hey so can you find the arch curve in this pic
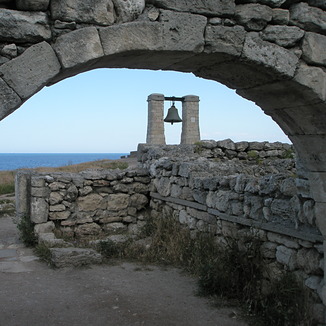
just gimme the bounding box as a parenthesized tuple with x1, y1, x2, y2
(1, 0, 326, 302)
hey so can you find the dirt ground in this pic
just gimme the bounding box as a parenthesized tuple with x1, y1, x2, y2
(0, 214, 249, 326)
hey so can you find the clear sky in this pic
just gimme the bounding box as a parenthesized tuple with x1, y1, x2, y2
(0, 68, 290, 153)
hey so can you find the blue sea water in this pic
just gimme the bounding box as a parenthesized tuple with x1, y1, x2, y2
(0, 153, 128, 171)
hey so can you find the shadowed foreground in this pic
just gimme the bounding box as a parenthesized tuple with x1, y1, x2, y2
(0, 216, 247, 326)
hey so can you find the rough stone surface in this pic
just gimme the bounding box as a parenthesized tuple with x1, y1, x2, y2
(16, 0, 50, 11)
(290, 2, 326, 35)
(160, 10, 207, 52)
(235, 4, 273, 31)
(302, 32, 326, 67)
(54, 27, 104, 69)
(50, 247, 102, 268)
(149, 0, 235, 16)
(205, 25, 246, 56)
(31, 197, 48, 224)
(51, 0, 116, 26)
(99, 21, 163, 55)
(0, 9, 51, 43)
(260, 25, 304, 48)
(241, 32, 299, 78)
(0, 42, 61, 100)
(112, 0, 145, 23)
(0, 78, 21, 120)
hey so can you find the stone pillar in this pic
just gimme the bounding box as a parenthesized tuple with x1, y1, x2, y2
(181, 95, 200, 144)
(146, 93, 166, 145)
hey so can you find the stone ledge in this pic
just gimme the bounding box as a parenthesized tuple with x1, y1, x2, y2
(150, 192, 324, 243)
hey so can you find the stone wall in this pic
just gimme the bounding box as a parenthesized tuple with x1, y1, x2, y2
(16, 168, 151, 245)
(138, 141, 325, 323)
(15, 140, 326, 322)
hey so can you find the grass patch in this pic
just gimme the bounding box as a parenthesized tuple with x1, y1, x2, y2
(98, 216, 314, 326)
(17, 215, 37, 247)
(34, 244, 54, 267)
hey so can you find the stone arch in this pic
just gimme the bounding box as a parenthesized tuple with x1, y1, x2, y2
(0, 0, 326, 302)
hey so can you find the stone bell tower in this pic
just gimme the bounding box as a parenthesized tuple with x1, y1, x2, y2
(146, 93, 200, 145)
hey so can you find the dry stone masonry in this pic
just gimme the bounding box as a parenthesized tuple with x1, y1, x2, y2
(0, 0, 325, 321)
(15, 140, 326, 323)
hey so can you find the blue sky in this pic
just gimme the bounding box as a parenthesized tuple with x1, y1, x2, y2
(0, 68, 290, 153)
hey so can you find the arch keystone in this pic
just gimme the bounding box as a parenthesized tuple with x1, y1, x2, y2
(53, 27, 104, 70)
(99, 21, 163, 55)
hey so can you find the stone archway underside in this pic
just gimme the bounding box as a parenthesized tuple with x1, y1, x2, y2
(0, 0, 326, 301)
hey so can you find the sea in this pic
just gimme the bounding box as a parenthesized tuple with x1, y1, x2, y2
(0, 153, 129, 171)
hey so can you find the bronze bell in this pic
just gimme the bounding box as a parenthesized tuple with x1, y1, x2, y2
(164, 103, 182, 125)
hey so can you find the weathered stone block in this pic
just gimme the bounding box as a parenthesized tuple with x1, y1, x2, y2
(99, 21, 163, 55)
(290, 2, 326, 35)
(260, 25, 304, 48)
(49, 211, 70, 220)
(276, 245, 297, 270)
(77, 193, 104, 212)
(302, 32, 326, 67)
(54, 27, 104, 69)
(107, 194, 129, 211)
(294, 64, 326, 103)
(272, 8, 289, 25)
(205, 25, 245, 57)
(51, 0, 116, 26)
(160, 10, 206, 52)
(129, 193, 148, 210)
(235, 4, 273, 31)
(0, 42, 61, 100)
(102, 222, 127, 234)
(16, 0, 50, 11)
(31, 197, 48, 224)
(149, 0, 235, 16)
(297, 248, 321, 274)
(50, 247, 102, 268)
(241, 32, 299, 78)
(0, 9, 51, 43)
(75, 223, 102, 236)
(112, 0, 145, 23)
(0, 77, 21, 121)
(34, 221, 55, 235)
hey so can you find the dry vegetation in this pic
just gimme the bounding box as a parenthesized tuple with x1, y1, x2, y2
(0, 159, 129, 195)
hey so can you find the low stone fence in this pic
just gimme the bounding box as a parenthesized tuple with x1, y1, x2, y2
(15, 140, 325, 323)
(16, 168, 151, 244)
(138, 141, 324, 323)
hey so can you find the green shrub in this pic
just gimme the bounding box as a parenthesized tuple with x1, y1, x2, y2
(0, 183, 15, 195)
(17, 215, 37, 247)
(34, 244, 54, 267)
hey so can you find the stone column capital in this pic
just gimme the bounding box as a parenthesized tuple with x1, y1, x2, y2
(183, 95, 200, 102)
(148, 93, 165, 101)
